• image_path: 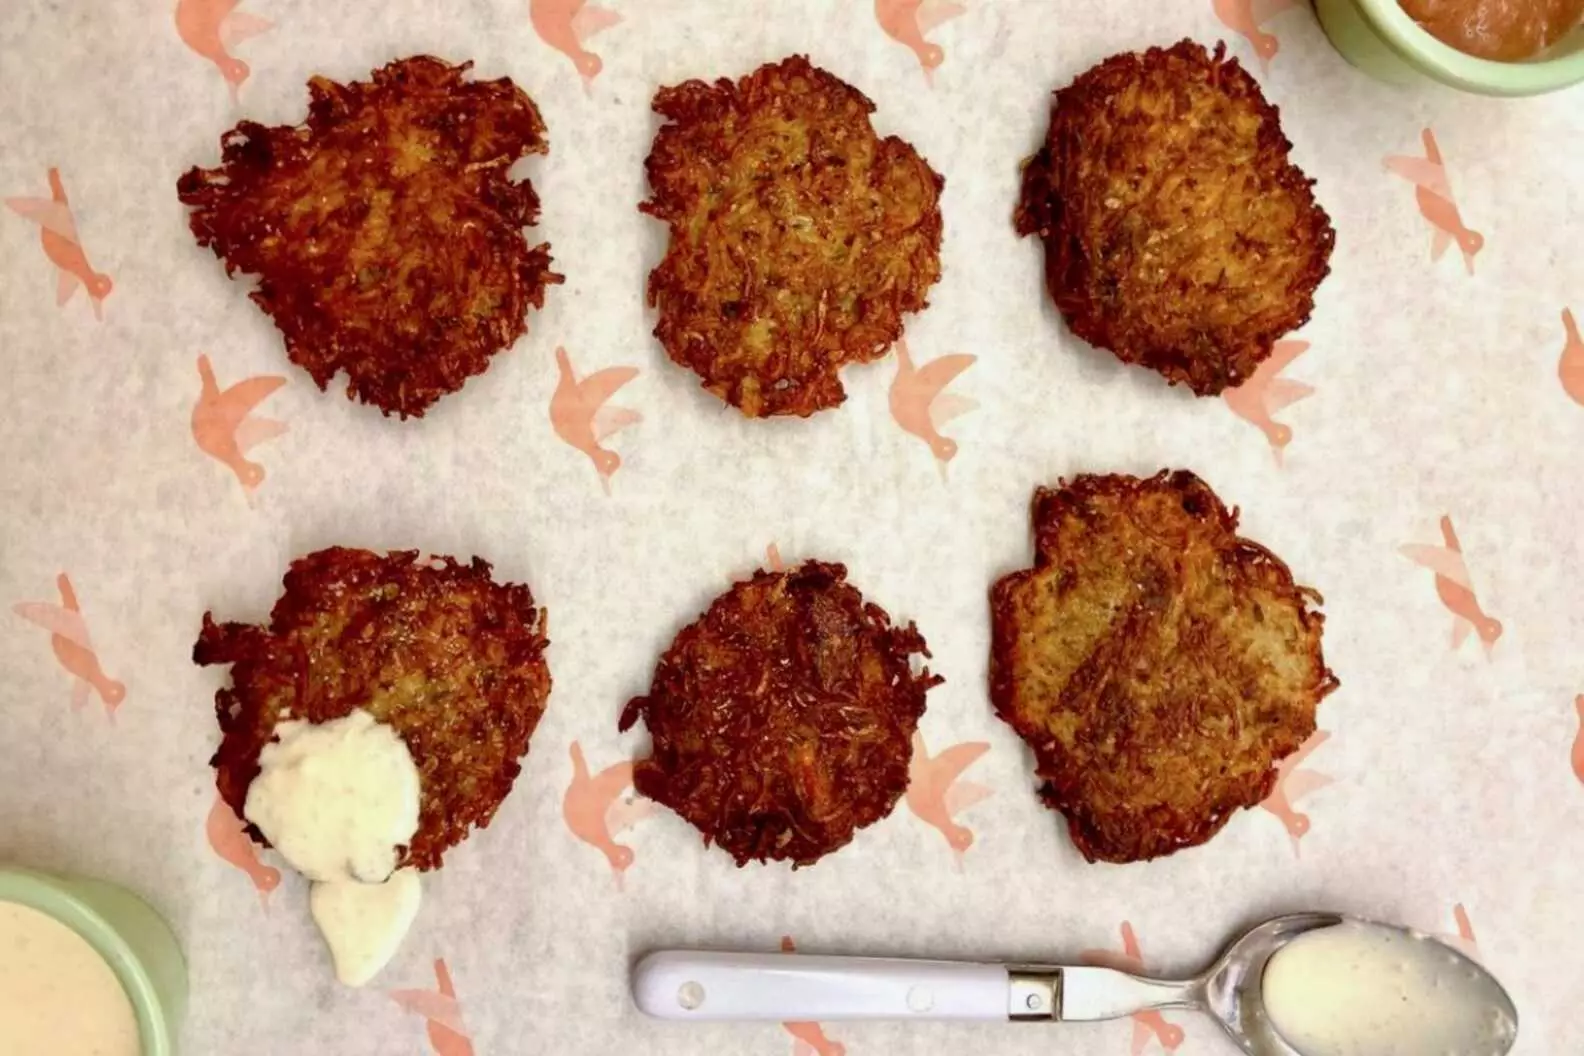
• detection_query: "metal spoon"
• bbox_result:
[632,912,1519,1056]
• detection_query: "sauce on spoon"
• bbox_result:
[1261,920,1516,1056]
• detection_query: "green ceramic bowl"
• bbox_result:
[1316,0,1584,95]
[0,866,187,1056]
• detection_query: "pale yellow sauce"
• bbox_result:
[245,709,423,986]
[0,901,140,1056]
[1262,921,1516,1056]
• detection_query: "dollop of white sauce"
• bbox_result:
[245,709,423,987]
[1262,921,1517,1056]
[310,867,422,987]
[0,900,141,1056]
[245,710,420,883]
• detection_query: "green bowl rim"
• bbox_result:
[0,867,173,1056]
[1351,0,1584,96]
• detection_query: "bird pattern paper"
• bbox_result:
[1,0,1581,1054]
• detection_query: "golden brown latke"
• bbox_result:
[177,55,562,418]
[195,547,551,871]
[1015,40,1334,396]
[618,560,941,866]
[640,55,944,417]
[989,471,1338,863]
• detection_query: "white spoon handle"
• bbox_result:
[632,950,1014,1021]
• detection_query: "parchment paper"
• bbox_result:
[2,1,1582,1053]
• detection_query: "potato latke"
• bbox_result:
[989,471,1337,863]
[196,547,551,871]
[1015,41,1333,396]
[619,560,940,865]
[641,56,944,417]
[178,56,562,418]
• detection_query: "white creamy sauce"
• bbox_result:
[245,709,423,987]
[0,900,141,1056]
[310,867,422,987]
[245,709,420,883]
[1262,921,1517,1056]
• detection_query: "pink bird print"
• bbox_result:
[5,168,113,320]
[391,959,474,1056]
[874,0,965,80]
[890,341,977,471]
[780,937,847,1056]
[1082,924,1186,1055]
[1452,903,1477,947]
[529,0,622,85]
[13,573,125,718]
[905,732,992,866]
[1559,308,1584,407]
[205,794,280,908]
[1223,339,1313,462]
[550,346,641,494]
[1385,129,1485,275]
[1571,695,1584,788]
[1399,515,1503,655]
[1434,902,1481,959]
[1258,729,1333,856]
[192,354,287,494]
[174,0,272,100]
[563,741,654,890]
[1213,0,1302,70]
[1453,903,1476,944]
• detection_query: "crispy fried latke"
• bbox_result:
[640,55,944,417]
[989,471,1338,863]
[177,55,562,418]
[195,547,551,871]
[1015,40,1334,397]
[618,560,941,866]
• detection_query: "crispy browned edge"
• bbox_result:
[195,547,551,871]
[177,55,563,419]
[988,470,1339,863]
[1014,39,1335,396]
[618,560,941,866]
[639,54,945,417]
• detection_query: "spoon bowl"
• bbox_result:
[1209,914,1519,1056]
